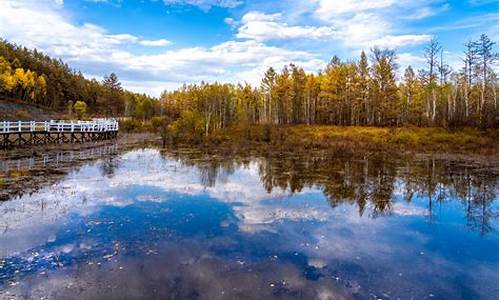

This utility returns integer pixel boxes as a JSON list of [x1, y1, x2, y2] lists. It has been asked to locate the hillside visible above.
[[0, 39, 158, 119], [0, 97, 59, 121]]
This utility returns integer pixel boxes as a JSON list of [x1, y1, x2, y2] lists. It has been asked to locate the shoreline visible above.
[[0, 131, 497, 201], [162, 125, 499, 161], [2, 126, 497, 162]]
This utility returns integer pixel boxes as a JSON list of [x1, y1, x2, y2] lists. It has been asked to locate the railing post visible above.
[[18, 121, 21, 132]]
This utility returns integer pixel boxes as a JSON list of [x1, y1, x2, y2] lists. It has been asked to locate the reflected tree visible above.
[[169, 149, 498, 235]]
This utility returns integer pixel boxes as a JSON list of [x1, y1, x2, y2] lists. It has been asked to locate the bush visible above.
[[172, 111, 205, 142], [262, 124, 273, 143], [15, 110, 30, 120], [150, 116, 171, 132], [73, 101, 87, 118], [119, 118, 142, 132]]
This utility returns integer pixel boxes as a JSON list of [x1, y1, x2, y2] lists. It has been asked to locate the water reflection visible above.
[[0, 148, 498, 299], [171, 149, 498, 235], [0, 144, 119, 200]]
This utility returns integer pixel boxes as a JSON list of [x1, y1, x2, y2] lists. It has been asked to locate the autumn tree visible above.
[[370, 47, 399, 125], [423, 38, 441, 125], [102, 72, 123, 116], [474, 34, 497, 127], [260, 67, 277, 124], [73, 100, 87, 118], [356, 51, 370, 125]]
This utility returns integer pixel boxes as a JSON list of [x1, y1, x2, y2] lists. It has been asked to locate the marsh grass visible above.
[[195, 125, 498, 155]]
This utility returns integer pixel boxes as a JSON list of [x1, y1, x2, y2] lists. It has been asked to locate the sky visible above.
[[0, 0, 498, 96]]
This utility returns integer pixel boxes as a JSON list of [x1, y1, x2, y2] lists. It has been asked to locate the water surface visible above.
[[0, 147, 498, 299]]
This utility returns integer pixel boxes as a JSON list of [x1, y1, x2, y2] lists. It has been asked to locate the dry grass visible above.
[[201, 125, 498, 156]]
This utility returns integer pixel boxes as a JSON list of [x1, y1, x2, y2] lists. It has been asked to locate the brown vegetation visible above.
[[169, 125, 498, 157]]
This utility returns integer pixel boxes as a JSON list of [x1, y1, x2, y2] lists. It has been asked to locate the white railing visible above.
[[0, 119, 119, 133]]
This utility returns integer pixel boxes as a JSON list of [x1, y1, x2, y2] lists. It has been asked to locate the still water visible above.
[[0, 147, 498, 299]]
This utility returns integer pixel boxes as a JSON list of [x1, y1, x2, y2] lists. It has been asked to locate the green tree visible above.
[[370, 47, 399, 125], [474, 34, 497, 126], [73, 100, 87, 118], [260, 67, 277, 124], [356, 50, 370, 125], [102, 72, 124, 116]]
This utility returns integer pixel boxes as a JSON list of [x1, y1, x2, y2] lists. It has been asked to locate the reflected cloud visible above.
[[0, 147, 497, 299]]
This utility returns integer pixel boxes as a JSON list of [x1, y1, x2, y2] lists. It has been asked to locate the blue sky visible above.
[[0, 0, 498, 96]]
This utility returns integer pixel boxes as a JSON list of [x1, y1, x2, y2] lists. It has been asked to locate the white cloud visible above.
[[162, 0, 242, 12], [224, 17, 237, 28], [122, 40, 322, 82], [398, 52, 427, 69], [315, 0, 397, 18], [236, 11, 337, 42], [0, 0, 324, 96], [0, 0, 462, 96], [139, 39, 171, 47], [368, 34, 432, 48], [0, 1, 165, 55], [404, 4, 450, 20], [310, 0, 438, 49], [230, 2, 434, 48]]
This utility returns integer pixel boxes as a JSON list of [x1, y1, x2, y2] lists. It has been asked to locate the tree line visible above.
[[0, 35, 497, 130], [0, 39, 157, 119], [161, 34, 498, 133]]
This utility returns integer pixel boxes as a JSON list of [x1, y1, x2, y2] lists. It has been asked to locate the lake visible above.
[[0, 146, 498, 299]]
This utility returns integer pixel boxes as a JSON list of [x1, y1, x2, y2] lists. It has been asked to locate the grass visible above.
[[198, 125, 498, 156], [117, 118, 497, 156]]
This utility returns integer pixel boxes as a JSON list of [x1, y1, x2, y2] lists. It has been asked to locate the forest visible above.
[[0, 34, 498, 135], [161, 34, 499, 136], [0, 39, 157, 119]]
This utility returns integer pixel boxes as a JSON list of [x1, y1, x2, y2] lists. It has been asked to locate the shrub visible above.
[[73, 101, 87, 118], [15, 110, 30, 120], [173, 111, 205, 142], [262, 123, 273, 143], [119, 118, 142, 132]]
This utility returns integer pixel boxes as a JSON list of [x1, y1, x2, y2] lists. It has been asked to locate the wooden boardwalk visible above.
[[0, 119, 119, 148]]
